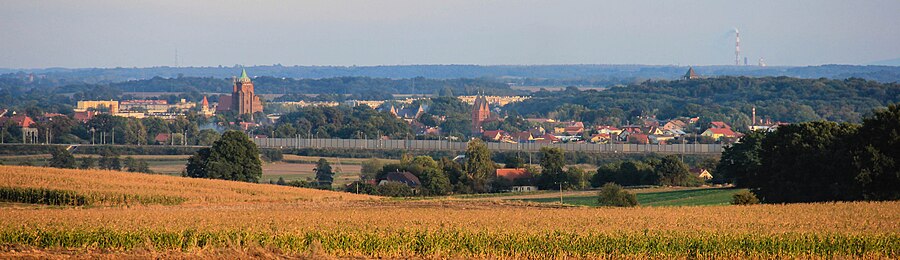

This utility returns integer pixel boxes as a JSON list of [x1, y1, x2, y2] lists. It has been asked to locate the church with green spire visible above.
[[216, 68, 263, 116]]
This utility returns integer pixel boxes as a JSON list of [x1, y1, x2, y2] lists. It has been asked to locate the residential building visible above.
[[709, 121, 731, 129], [76, 100, 119, 114], [379, 172, 421, 188], [691, 168, 713, 180], [701, 128, 738, 140], [496, 168, 532, 181], [458, 95, 529, 107], [0, 115, 35, 128]]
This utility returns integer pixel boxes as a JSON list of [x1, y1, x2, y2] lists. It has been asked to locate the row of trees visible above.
[[47, 147, 152, 173], [347, 140, 700, 197], [591, 155, 707, 188], [506, 77, 900, 128], [271, 106, 412, 139], [717, 104, 900, 202], [0, 112, 221, 147]]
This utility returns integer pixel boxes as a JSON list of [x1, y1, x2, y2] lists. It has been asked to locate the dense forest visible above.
[[506, 76, 900, 129], [108, 76, 520, 96], [717, 104, 900, 202]]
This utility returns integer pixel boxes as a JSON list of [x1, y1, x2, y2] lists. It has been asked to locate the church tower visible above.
[[229, 69, 263, 117], [471, 92, 490, 133]]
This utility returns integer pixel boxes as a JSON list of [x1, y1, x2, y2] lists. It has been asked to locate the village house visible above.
[[691, 168, 713, 180], [496, 168, 532, 181], [662, 119, 687, 131], [649, 134, 677, 144], [0, 114, 35, 128], [482, 130, 506, 141], [628, 133, 650, 144], [709, 121, 731, 129], [379, 171, 422, 188], [589, 133, 611, 143], [701, 128, 738, 141], [534, 133, 561, 144], [596, 125, 623, 135]]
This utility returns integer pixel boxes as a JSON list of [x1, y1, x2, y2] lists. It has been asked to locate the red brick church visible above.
[[471, 93, 490, 133], [216, 69, 263, 117]]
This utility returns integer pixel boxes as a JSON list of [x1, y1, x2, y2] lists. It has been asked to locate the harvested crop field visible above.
[[0, 166, 898, 258]]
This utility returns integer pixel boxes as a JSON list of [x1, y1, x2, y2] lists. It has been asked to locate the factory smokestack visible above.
[[735, 28, 741, 66]]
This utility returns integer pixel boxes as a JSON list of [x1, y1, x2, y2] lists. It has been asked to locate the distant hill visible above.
[[2, 64, 899, 85], [870, 58, 900, 66]]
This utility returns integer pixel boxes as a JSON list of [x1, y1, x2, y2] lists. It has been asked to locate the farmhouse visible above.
[[691, 168, 713, 180], [379, 172, 421, 188], [496, 168, 532, 181]]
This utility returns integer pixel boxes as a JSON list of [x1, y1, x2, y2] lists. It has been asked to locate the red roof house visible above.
[[0, 115, 35, 128], [496, 168, 532, 181], [709, 121, 731, 129]]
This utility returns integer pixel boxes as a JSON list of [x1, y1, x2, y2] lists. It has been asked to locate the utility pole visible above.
[[559, 182, 563, 204]]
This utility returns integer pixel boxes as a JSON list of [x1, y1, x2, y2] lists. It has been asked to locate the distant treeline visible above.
[[506, 76, 900, 127], [0, 76, 520, 96], [108, 76, 519, 96], [2, 64, 899, 85]]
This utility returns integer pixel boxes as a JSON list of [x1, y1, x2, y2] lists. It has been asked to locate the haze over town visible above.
[[2, 0, 899, 68]]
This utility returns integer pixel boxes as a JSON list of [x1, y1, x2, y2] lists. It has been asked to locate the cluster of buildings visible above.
[[69, 69, 265, 123], [476, 115, 759, 145], [74, 99, 198, 120]]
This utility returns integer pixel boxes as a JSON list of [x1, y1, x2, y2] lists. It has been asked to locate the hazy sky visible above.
[[2, 0, 898, 68]]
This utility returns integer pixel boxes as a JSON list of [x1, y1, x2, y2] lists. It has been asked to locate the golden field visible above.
[[0, 165, 898, 258]]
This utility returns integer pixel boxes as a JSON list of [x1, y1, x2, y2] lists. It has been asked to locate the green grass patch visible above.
[[519, 188, 744, 207]]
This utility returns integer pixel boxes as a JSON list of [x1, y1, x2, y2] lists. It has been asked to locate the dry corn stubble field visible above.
[[0, 165, 898, 258]]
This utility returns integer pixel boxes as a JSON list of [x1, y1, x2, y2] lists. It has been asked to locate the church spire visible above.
[[239, 68, 250, 80]]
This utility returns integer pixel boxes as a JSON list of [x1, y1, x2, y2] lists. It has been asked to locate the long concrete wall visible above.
[[253, 138, 724, 154]]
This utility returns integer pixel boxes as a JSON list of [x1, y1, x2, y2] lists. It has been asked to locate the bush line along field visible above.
[[518, 188, 744, 207], [1, 166, 898, 258]]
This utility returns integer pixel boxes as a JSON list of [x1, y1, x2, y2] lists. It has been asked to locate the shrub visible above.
[[49, 147, 76, 169], [185, 131, 262, 183], [261, 149, 283, 162], [377, 182, 415, 197], [597, 183, 638, 207], [732, 190, 760, 205]]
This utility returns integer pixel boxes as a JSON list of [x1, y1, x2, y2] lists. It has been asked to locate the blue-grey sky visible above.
[[2, 0, 898, 68]]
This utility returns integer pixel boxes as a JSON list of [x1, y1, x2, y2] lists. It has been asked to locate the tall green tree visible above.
[[314, 158, 334, 188], [48, 147, 76, 169], [537, 147, 567, 190], [420, 168, 452, 196], [717, 131, 767, 187], [184, 131, 262, 183], [757, 122, 860, 202], [853, 104, 900, 200], [360, 158, 384, 181], [655, 155, 699, 186], [464, 139, 494, 193]]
